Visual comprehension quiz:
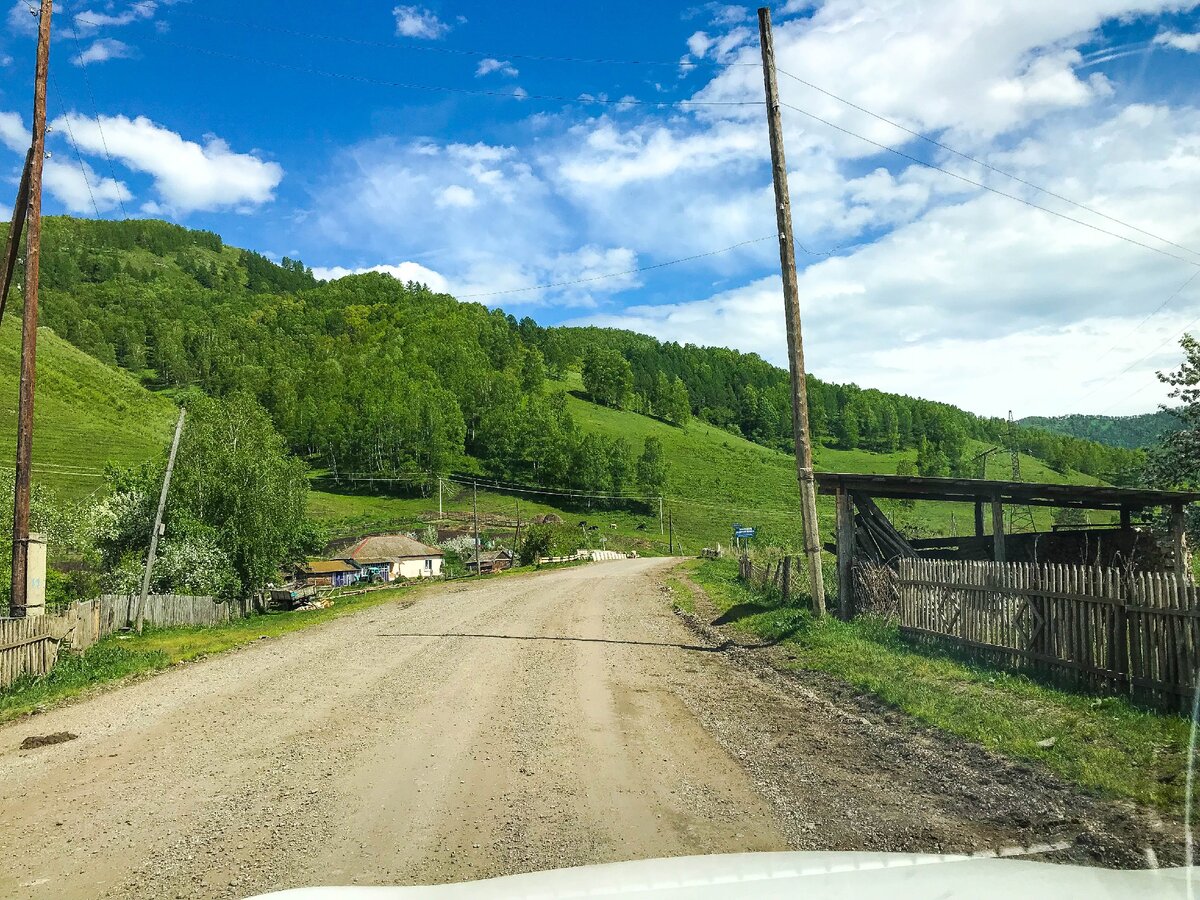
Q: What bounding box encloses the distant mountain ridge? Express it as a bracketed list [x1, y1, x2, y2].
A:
[1018, 411, 1182, 450]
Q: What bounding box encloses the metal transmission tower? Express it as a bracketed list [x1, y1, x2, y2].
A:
[1008, 410, 1037, 533]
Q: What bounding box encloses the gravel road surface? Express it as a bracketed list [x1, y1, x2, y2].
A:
[0, 559, 1181, 898]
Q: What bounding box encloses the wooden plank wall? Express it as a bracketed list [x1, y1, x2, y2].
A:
[895, 558, 1198, 710]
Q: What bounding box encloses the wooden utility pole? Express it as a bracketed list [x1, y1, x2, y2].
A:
[0, 150, 33, 325]
[472, 480, 481, 577]
[758, 7, 826, 616]
[659, 496, 664, 535]
[10, 0, 53, 618]
[134, 408, 185, 633]
[668, 507, 674, 555]
[437, 476, 443, 518]
[514, 498, 522, 558]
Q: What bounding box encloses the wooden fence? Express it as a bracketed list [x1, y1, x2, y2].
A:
[739, 555, 805, 605]
[0, 594, 247, 690]
[895, 558, 1200, 710]
[0, 617, 56, 690]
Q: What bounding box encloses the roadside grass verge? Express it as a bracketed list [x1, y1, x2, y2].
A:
[0, 564, 562, 725]
[663, 575, 696, 614]
[687, 557, 1192, 815]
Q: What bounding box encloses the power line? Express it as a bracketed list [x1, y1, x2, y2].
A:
[778, 100, 1200, 269]
[72, 21, 765, 109]
[61, 0, 129, 220]
[161, 8, 759, 70]
[776, 67, 1200, 261]
[48, 75, 100, 218]
[457, 234, 782, 299]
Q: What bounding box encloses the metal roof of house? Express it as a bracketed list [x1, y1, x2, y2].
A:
[814, 472, 1200, 510]
[466, 549, 515, 564]
[300, 560, 359, 575]
[345, 535, 445, 560]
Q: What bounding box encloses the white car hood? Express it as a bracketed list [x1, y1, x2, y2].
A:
[249, 851, 1194, 899]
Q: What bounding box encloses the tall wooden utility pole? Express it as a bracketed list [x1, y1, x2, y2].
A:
[10, 0, 54, 618]
[472, 480, 481, 577]
[758, 7, 826, 616]
[134, 409, 186, 633]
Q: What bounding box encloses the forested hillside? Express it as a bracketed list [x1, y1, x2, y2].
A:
[7, 217, 1141, 501]
[1019, 411, 1181, 450]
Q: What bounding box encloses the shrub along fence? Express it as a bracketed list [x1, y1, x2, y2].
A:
[739, 555, 802, 604]
[893, 558, 1199, 711]
[0, 594, 249, 689]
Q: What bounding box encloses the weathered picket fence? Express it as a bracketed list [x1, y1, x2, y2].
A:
[895, 558, 1200, 710]
[0, 593, 247, 689]
[739, 555, 804, 605]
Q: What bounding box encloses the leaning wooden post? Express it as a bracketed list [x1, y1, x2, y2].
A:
[0, 149, 33, 326]
[758, 6, 826, 616]
[991, 496, 1007, 563]
[835, 488, 856, 619]
[134, 408, 186, 633]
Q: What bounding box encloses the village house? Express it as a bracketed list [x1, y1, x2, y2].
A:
[465, 548, 515, 575]
[295, 559, 361, 588]
[343, 534, 445, 580]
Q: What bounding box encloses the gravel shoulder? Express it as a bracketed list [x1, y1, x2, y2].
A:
[0, 558, 1181, 899]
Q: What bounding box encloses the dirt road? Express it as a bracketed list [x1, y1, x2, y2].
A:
[0, 559, 1179, 898]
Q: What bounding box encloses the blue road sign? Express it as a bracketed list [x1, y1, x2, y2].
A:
[733, 527, 756, 539]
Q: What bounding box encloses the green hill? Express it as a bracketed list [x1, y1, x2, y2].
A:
[0, 215, 1129, 555]
[1019, 411, 1181, 450]
[0, 316, 177, 499]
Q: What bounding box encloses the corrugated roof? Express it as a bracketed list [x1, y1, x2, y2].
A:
[346, 534, 445, 560]
[300, 560, 359, 575]
[346, 557, 393, 566]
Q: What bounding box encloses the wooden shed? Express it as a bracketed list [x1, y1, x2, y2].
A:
[815, 473, 1200, 617]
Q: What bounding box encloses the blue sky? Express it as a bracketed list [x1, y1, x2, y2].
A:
[3, 1, 1200, 418]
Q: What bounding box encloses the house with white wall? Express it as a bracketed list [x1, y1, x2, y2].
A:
[343, 534, 444, 580]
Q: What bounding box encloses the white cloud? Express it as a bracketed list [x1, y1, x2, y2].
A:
[312, 262, 450, 292]
[0, 110, 26, 152]
[0, 54, 12, 67]
[1154, 30, 1200, 52]
[42, 158, 132, 213]
[475, 57, 518, 78]
[687, 31, 712, 58]
[6, 1, 37, 36]
[393, 5, 450, 39]
[73, 2, 156, 32]
[435, 184, 477, 208]
[52, 113, 282, 213]
[73, 37, 133, 66]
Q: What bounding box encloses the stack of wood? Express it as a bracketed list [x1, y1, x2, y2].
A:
[822, 494, 918, 566]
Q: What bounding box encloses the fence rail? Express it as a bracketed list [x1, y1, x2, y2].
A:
[895, 558, 1199, 710]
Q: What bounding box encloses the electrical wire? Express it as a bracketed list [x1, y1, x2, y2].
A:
[776, 67, 1200, 262]
[457, 234, 782, 299]
[160, 8, 759, 70]
[778, 100, 1200, 269]
[48, 75, 100, 219]
[71, 21, 765, 109]
[61, 0, 130, 220]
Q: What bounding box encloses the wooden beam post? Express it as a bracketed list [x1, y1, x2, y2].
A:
[0, 148, 33, 326]
[10, 0, 53, 618]
[758, 7, 826, 616]
[835, 488, 855, 619]
[991, 497, 1007, 563]
[1170, 503, 1188, 580]
[1120, 507, 1132, 531]
[974, 500, 985, 538]
[134, 408, 186, 633]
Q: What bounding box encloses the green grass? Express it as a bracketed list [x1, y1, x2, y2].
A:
[663, 575, 696, 614]
[0, 318, 178, 499]
[687, 556, 1193, 814]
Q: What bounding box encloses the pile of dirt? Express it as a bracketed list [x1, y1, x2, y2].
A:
[20, 732, 78, 750]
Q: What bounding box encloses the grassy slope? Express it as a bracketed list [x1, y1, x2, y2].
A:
[688, 556, 1190, 813]
[309, 374, 1106, 554]
[0, 317, 178, 499]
